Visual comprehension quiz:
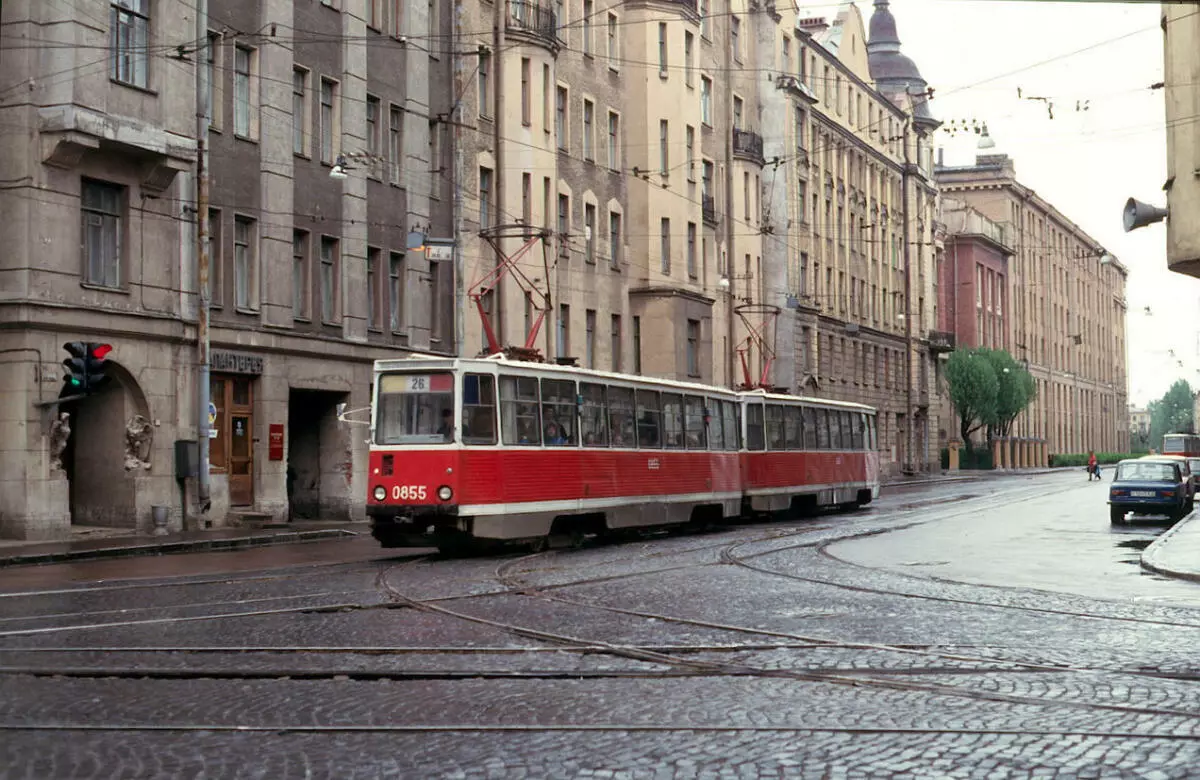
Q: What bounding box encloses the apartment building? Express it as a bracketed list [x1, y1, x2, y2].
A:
[0, 0, 453, 539]
[936, 152, 1129, 458]
[1162, 4, 1200, 278]
[938, 198, 1014, 351]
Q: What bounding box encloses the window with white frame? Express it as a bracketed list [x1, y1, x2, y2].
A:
[81, 179, 123, 288]
[583, 0, 593, 54]
[699, 0, 710, 37]
[320, 236, 339, 323]
[585, 204, 596, 264]
[389, 105, 402, 183]
[207, 32, 223, 129]
[520, 57, 531, 125]
[555, 85, 568, 150]
[293, 230, 309, 319]
[320, 78, 338, 163]
[607, 111, 620, 169]
[583, 99, 594, 160]
[542, 65, 551, 131]
[234, 216, 257, 310]
[700, 77, 712, 125]
[366, 95, 381, 177]
[558, 194, 570, 254]
[731, 16, 741, 61]
[660, 217, 671, 274]
[686, 222, 697, 278]
[684, 32, 694, 85]
[607, 13, 618, 64]
[389, 252, 404, 332]
[110, 0, 149, 88]
[659, 119, 669, 174]
[479, 167, 493, 229]
[293, 68, 309, 155]
[234, 46, 257, 138]
[609, 210, 621, 268]
[685, 125, 695, 180]
[658, 23, 668, 74]
[478, 50, 491, 116]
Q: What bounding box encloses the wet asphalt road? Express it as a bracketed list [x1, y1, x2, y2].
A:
[3, 472, 1200, 779]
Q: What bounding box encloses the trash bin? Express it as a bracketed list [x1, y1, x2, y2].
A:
[151, 505, 169, 536]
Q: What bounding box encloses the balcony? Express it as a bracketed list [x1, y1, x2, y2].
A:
[702, 194, 717, 226]
[928, 329, 956, 353]
[732, 129, 765, 166]
[507, 0, 560, 50]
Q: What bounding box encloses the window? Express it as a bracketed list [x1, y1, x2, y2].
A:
[687, 319, 700, 376]
[367, 248, 381, 329]
[659, 119, 669, 174]
[607, 13, 618, 64]
[609, 386, 635, 446]
[686, 126, 695, 180]
[658, 23, 668, 74]
[781, 34, 790, 71]
[555, 86, 568, 150]
[366, 96, 381, 176]
[733, 96, 743, 130]
[585, 309, 596, 368]
[319, 236, 338, 322]
[293, 231, 309, 319]
[700, 0, 710, 37]
[81, 179, 122, 288]
[389, 252, 404, 332]
[557, 194, 570, 254]
[609, 211, 622, 268]
[110, 0, 149, 88]
[542, 379, 577, 445]
[581, 383, 608, 446]
[234, 46, 256, 138]
[461, 374, 497, 445]
[685, 396, 706, 449]
[374, 372, 456, 445]
[722, 400, 740, 450]
[611, 315, 622, 372]
[479, 167, 493, 229]
[320, 78, 337, 163]
[702, 160, 714, 200]
[585, 204, 597, 263]
[389, 105, 403, 183]
[583, 99, 595, 160]
[234, 217, 257, 310]
[293, 68, 309, 155]
[660, 217, 671, 274]
[746, 403, 765, 450]
[607, 111, 620, 169]
[520, 57, 531, 125]
[731, 16, 741, 61]
[522, 173, 532, 225]
[543, 177, 552, 230]
[744, 172, 751, 219]
[392, 0, 404, 36]
[662, 394, 684, 449]
[500, 376, 541, 445]
[206, 31, 222, 129]
[583, 0, 594, 55]
[542, 64, 551, 131]
[700, 77, 712, 125]
[686, 222, 698, 279]
[636, 391, 662, 448]
[766, 405, 785, 450]
[478, 50, 491, 116]
[557, 303, 570, 357]
[633, 316, 642, 374]
[684, 32, 694, 85]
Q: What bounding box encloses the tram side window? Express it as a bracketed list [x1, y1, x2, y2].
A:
[706, 398, 723, 450]
[766, 404, 786, 451]
[843, 412, 856, 450]
[500, 376, 542, 445]
[662, 393, 685, 449]
[609, 386, 635, 447]
[816, 409, 830, 449]
[851, 413, 865, 450]
[685, 395, 707, 450]
[462, 374, 498, 445]
[785, 406, 803, 450]
[868, 415, 877, 450]
[722, 400, 741, 450]
[802, 406, 817, 450]
[829, 411, 843, 449]
[580, 383, 609, 446]
[746, 403, 766, 451]
[636, 390, 662, 448]
[541, 379, 578, 446]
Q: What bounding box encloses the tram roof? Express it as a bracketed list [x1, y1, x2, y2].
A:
[373, 354, 876, 412]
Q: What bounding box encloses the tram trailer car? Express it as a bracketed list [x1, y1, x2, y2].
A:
[366, 355, 879, 554]
[1162, 433, 1200, 458]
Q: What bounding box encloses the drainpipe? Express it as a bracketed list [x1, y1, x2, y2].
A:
[195, 0, 212, 513]
[723, 16, 736, 388]
[901, 118, 914, 475]
[452, 0, 466, 355]
[492, 0, 505, 347]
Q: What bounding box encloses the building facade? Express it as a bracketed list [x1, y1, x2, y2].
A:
[938, 198, 1013, 351]
[1162, 4, 1200, 278]
[936, 152, 1130, 458]
[0, 0, 454, 539]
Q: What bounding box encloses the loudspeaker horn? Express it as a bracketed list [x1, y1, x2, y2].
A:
[1123, 197, 1169, 233]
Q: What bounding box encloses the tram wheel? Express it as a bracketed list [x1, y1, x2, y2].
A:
[527, 535, 551, 553]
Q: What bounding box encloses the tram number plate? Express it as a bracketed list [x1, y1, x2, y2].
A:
[1131, 491, 1156, 498]
[647, 458, 661, 471]
[392, 485, 428, 501]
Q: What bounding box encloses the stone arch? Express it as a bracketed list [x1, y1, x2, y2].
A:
[61, 360, 152, 528]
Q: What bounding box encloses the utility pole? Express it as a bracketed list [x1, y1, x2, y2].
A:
[901, 118, 914, 475]
[195, 0, 212, 513]
[452, 0, 465, 355]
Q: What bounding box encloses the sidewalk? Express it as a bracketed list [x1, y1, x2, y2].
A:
[882, 466, 1063, 489]
[1141, 513, 1200, 582]
[0, 521, 366, 569]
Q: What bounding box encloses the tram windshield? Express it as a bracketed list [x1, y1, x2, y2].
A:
[375, 372, 455, 445]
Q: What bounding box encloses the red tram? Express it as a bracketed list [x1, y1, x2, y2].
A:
[1162, 433, 1200, 458]
[366, 355, 879, 553]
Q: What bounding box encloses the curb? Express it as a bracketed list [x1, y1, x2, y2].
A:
[881, 468, 1063, 489]
[1140, 514, 1200, 583]
[0, 528, 360, 569]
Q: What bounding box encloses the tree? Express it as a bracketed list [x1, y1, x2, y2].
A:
[981, 348, 1037, 438]
[945, 348, 999, 450]
[1149, 379, 1194, 450]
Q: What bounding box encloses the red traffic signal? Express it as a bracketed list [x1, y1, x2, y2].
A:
[61, 341, 113, 395]
[91, 344, 112, 360]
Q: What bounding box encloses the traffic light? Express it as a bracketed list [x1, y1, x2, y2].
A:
[62, 342, 113, 396]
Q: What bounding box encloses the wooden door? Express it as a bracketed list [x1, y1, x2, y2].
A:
[211, 375, 255, 507]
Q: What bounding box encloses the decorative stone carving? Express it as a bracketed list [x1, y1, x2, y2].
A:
[49, 413, 71, 472]
[124, 415, 153, 471]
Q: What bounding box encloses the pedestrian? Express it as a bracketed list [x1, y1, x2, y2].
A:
[1087, 450, 1099, 481]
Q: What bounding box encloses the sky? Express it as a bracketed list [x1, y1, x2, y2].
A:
[818, 0, 1189, 408]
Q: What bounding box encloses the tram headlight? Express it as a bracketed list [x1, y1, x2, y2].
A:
[373, 486, 387, 502]
[437, 485, 453, 501]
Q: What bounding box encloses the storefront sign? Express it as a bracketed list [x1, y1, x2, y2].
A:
[211, 351, 264, 375]
[269, 424, 285, 461]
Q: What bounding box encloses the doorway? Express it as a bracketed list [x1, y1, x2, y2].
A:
[287, 389, 350, 521]
[63, 375, 139, 527]
[211, 375, 255, 506]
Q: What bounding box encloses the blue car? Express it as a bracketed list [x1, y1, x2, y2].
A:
[1109, 457, 1192, 524]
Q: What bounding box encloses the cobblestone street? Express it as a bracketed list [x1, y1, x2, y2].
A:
[3, 472, 1200, 778]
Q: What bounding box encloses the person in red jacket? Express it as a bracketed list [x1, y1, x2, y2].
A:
[1087, 451, 1099, 481]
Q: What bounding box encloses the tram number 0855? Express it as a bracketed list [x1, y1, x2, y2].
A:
[391, 485, 428, 501]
